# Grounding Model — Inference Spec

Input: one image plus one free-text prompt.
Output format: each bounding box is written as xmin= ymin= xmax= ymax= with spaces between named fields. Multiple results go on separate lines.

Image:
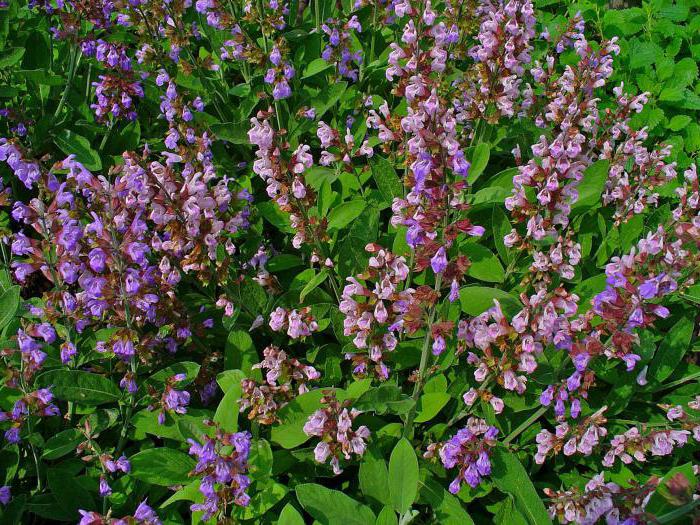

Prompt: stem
xmin=54 ymin=45 xmax=81 ymax=120
xmin=30 ymin=442 xmax=43 ymax=491
xmin=657 ymin=500 xmax=700 ymax=524
xmin=369 ymin=2 xmax=377 ymax=65
xmin=98 ymin=122 xmax=114 ymax=152
xmin=503 ymin=406 xmax=548 ymax=445
xmin=403 ymin=273 xmax=442 ymax=438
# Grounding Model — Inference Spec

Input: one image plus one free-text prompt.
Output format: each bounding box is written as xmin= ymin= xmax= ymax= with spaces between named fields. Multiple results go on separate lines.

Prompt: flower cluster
xmin=0 ymin=388 xmax=59 ymax=443
xmin=303 ymin=390 xmax=370 ymax=474
xmin=240 ymin=345 xmax=320 ymax=424
xmin=662 ymin=397 xmax=700 ymax=441
xmin=249 ymin=110 xmax=326 ymax=249
xmin=264 ymin=44 xmax=295 ymax=100
xmin=321 ymin=15 xmax=363 ymax=81
xmin=340 ymin=244 xmax=415 ymax=379
xmin=425 ymin=417 xmax=498 ymax=493
xmin=147 ymin=374 xmax=191 ymax=425
xmin=187 ymin=427 xmax=252 ymax=520
xmin=504 ymin=34 xmax=621 ymax=277
xmin=544 ymin=473 xmax=659 ymax=524
xmin=78 ymin=500 xmax=162 ymax=525
xmin=269 ymin=306 xmax=318 ymax=339
xmin=459 ymin=299 xmax=538 ymax=413
xmin=602 ymin=427 xmax=691 ymax=467
xmin=0 ymin=138 xmax=41 ymax=189
xmin=459 ymin=0 xmax=536 ymax=122
xmin=534 ymin=408 xmax=608 ymax=464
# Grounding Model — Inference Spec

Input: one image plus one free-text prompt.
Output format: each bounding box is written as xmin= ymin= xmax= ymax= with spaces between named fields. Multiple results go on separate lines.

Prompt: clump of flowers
xmin=321 ymin=15 xmax=363 ymax=81
xmin=78 ymin=500 xmax=162 ymax=525
xmin=0 ymin=388 xmax=59 ymax=443
xmin=545 ymin=473 xmax=659 ymax=524
xmin=269 ymin=306 xmax=318 ymax=339
xmin=240 ymin=345 xmax=320 ymax=424
xmin=662 ymin=397 xmax=700 ymax=440
xmin=534 ymin=408 xmax=608 ymax=464
xmin=340 ymin=244 xmax=415 ymax=380
xmin=458 ymin=299 xmax=539 ymax=413
xmin=602 ymin=427 xmax=691 ymax=467
xmin=425 ymin=417 xmax=498 ymax=493
xmin=187 ymin=426 xmax=252 ymax=520
xmin=303 ymin=390 xmax=370 ymax=474
xmin=147 ymin=374 xmax=191 ymax=425
xmin=459 ymin=0 xmax=536 ymax=122
xmin=248 ymin=110 xmax=327 ymax=249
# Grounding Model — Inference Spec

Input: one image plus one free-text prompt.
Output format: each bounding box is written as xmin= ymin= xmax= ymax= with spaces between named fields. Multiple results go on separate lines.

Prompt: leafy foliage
xmin=0 ymin=1 xmax=698 ymax=524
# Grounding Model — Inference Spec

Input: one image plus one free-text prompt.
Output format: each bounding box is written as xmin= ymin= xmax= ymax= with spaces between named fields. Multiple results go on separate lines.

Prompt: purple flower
xmin=98 ymin=476 xmax=112 ymax=497
xmin=0 ymin=486 xmax=10 ymax=505
xmin=430 ymin=246 xmax=447 ymax=274
xmin=134 ymin=500 xmax=161 ymax=523
xmin=60 ymin=342 xmax=77 ymax=364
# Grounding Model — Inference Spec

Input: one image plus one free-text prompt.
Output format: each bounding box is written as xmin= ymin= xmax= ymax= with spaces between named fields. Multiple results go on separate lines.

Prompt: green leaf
xmin=376 ymin=507 xmax=398 ymax=525
xmin=629 ymin=41 xmax=660 ymax=69
xmin=160 ymin=480 xmax=202 ymax=508
xmin=459 ymin=286 xmax=520 ymax=317
xmin=279 ymin=503 xmax=306 ymax=525
xmin=388 ymin=438 xmax=419 ymax=514
xmin=668 ymin=115 xmax=691 ymax=131
xmin=271 ymin=389 xmax=325 ymax=448
xmin=224 ymin=330 xmax=259 ymax=375
xmin=493 ymin=496 xmax=529 ymax=525
xmin=573 ymin=274 xmax=607 ymax=313
xmin=337 ymin=205 xmax=380 ymax=276
xmin=174 ymin=73 xmax=204 ymax=92
xmin=210 ymin=120 xmax=250 ymax=144
xmin=0 ymin=285 xmax=20 ymax=331
xmin=257 ymin=201 xmax=293 ymax=233
xmin=41 ymin=429 xmax=82 ymax=460
xmin=659 ymin=85 xmax=684 ymax=103
xmin=371 ymin=156 xmax=403 ymax=204
xmin=132 ymin=407 xmax=184 ymax=440
xmin=674 ymin=57 xmax=698 ymax=87
xmin=572 ymin=160 xmax=610 ymax=213
xmin=47 ymin=469 xmax=96 ymax=519
xmin=647 ymin=317 xmax=694 ymax=383
xmin=300 ymin=269 xmax=329 ymax=302
xmin=267 ymin=254 xmax=304 ymax=272
xmin=36 ymin=370 xmax=121 ymax=405
xmin=360 ymin=449 xmax=392 ymax=507
xmin=414 ymin=392 xmax=450 ymax=423
xmin=0 ymin=47 xmax=25 ymax=68
xmin=419 ymin=476 xmax=475 ymax=525
xmin=229 ymin=84 xmax=251 ymax=97
xmin=491 ymin=447 xmax=552 ymax=525
xmin=129 ymin=447 xmax=196 ymax=486
xmin=53 ymin=130 xmax=102 ymax=171
xmin=148 ymin=362 xmax=200 ymax=385
xmin=303 ymin=57 xmax=333 ymax=78
xmin=296 ymin=483 xmax=376 ymax=525
xmin=234 ymin=482 xmax=288 ymax=520
xmin=214 ymin=369 xmax=244 ymax=433
xmin=311 ymin=81 xmax=348 ymax=119
xmin=467 ymin=142 xmax=490 ymax=184
xmin=327 ymin=199 xmax=367 ymax=231
xmin=461 ymin=243 xmax=505 ymax=283
xmin=354 ymin=384 xmax=415 ymax=415
xmin=492 ymin=206 xmax=512 ymax=264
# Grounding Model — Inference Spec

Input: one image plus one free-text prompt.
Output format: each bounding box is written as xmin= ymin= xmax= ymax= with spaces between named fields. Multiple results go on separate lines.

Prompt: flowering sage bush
xmin=0 ymin=0 xmax=699 ymax=524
